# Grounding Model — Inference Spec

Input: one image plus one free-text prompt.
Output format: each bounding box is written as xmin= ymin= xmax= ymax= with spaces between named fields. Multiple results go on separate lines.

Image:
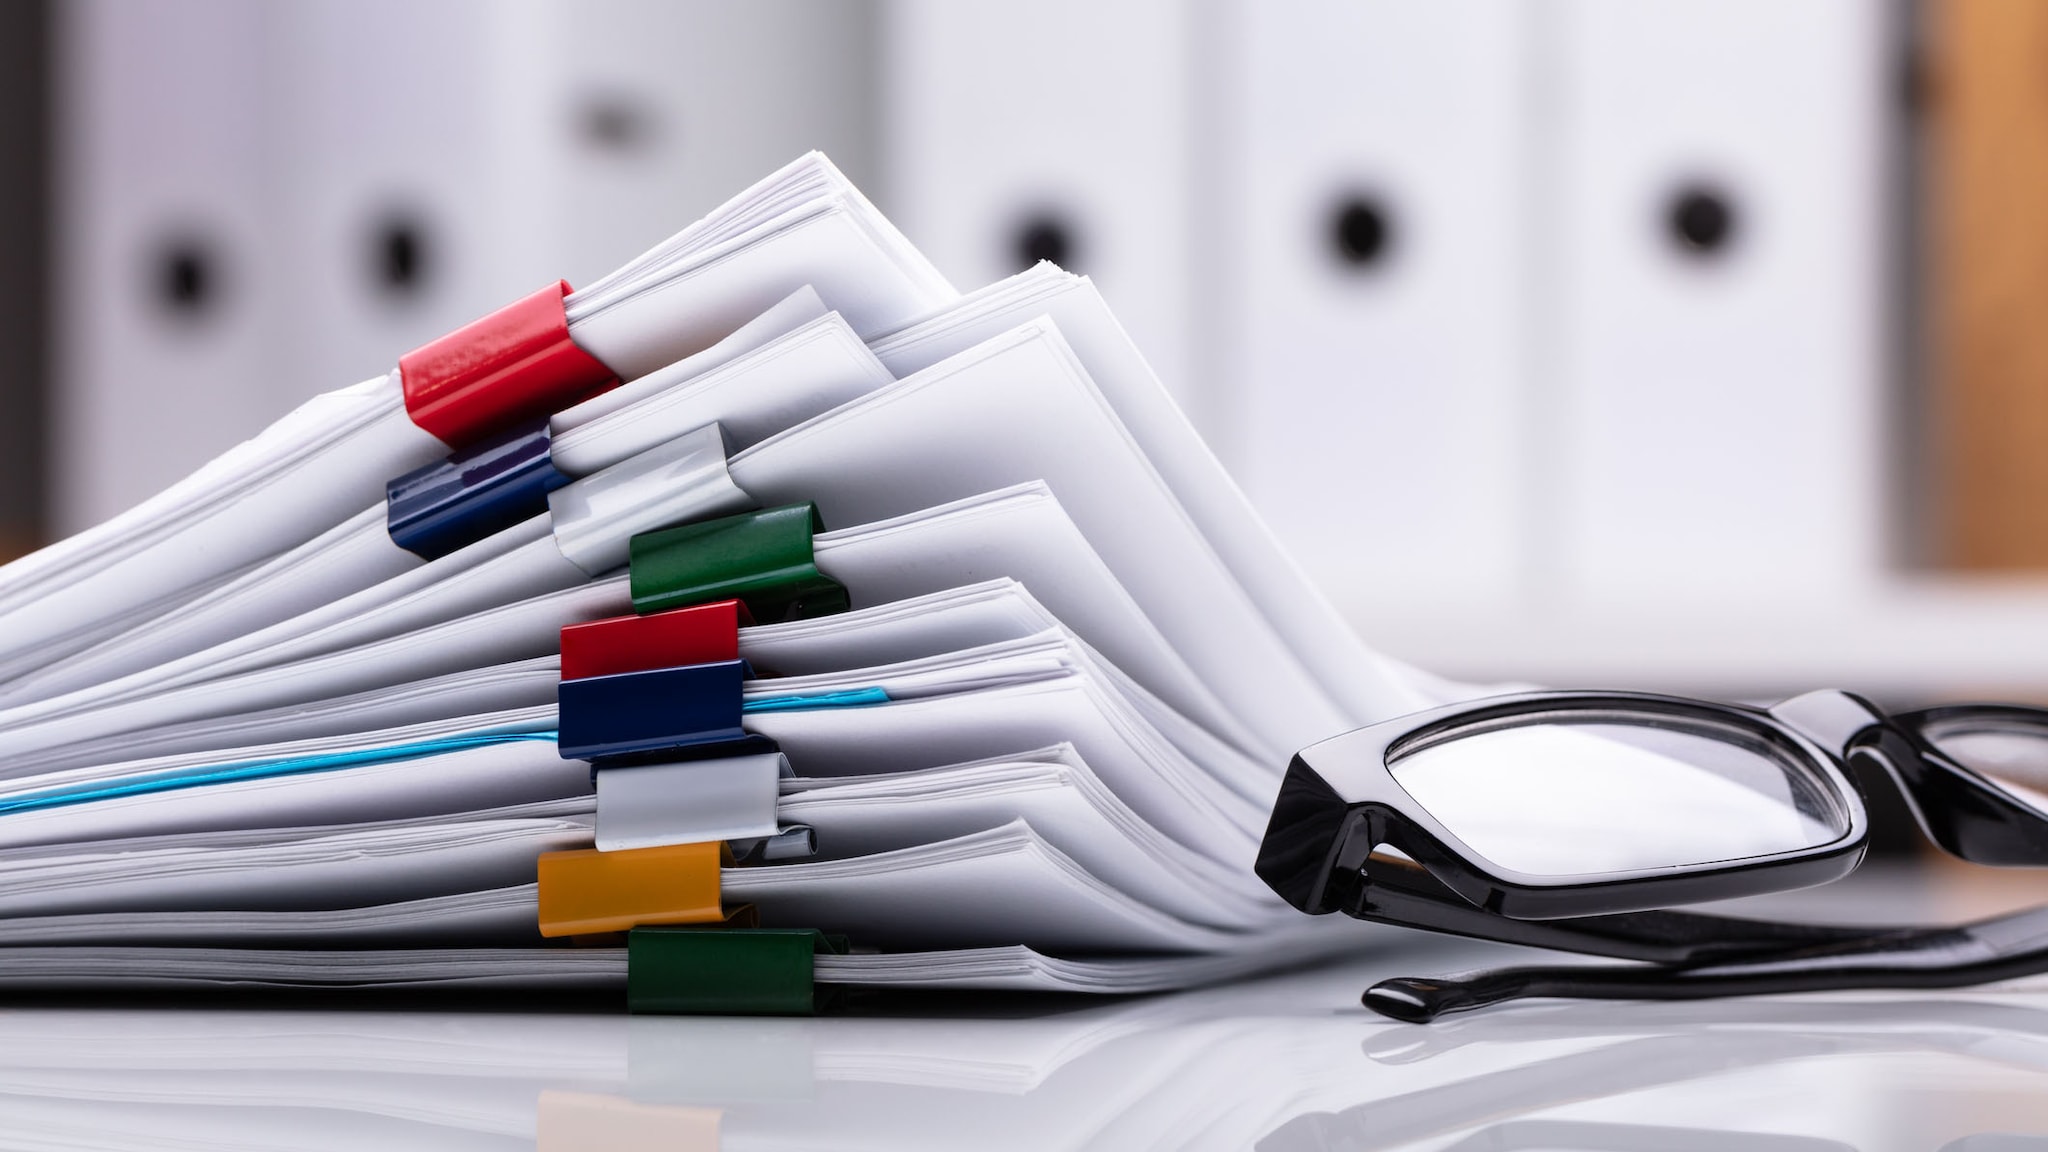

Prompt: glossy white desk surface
xmin=1 ymin=870 xmax=2046 ymax=1152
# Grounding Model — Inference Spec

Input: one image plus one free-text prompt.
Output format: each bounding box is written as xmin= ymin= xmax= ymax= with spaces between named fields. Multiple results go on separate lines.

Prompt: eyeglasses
xmin=1255 ymin=688 xmax=2048 ymax=1022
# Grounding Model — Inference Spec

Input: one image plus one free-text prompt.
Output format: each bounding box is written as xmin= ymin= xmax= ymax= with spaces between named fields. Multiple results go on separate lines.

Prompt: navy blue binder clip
xmin=386 ymin=419 xmax=570 ymax=560
xmin=557 ymin=659 xmax=778 ymax=767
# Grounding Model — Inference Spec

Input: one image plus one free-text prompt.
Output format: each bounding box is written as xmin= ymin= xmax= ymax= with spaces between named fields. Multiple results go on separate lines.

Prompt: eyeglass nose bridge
xmin=1767 ymin=689 xmax=1888 ymax=758
xmin=1865 ymin=707 xmax=2048 ymax=865
xmin=1771 ymin=691 xmax=2048 ymax=867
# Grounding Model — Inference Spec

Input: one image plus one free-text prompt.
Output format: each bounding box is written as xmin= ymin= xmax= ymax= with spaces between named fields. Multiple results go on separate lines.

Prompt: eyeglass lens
xmin=1386 ymin=717 xmax=1851 ymax=876
xmin=1916 ymin=714 xmax=2048 ymax=815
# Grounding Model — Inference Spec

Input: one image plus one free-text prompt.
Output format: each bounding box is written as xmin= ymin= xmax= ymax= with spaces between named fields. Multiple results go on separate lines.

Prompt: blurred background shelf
xmin=6 ymin=0 xmax=2048 ymax=706
xmin=1347 ymin=576 xmax=2048 ymax=702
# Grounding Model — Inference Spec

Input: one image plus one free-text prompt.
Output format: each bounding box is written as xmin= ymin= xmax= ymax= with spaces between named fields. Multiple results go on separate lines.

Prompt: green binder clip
xmin=627 ymin=925 xmax=851 ymax=1015
xmin=628 ymin=503 xmax=850 ymax=622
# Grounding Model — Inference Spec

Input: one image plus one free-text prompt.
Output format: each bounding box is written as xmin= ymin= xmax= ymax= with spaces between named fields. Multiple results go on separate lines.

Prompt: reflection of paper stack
xmin=0 ymin=153 xmax=1424 ymax=1010
xmin=0 ymin=975 xmax=2021 ymax=1151
xmin=0 ymin=966 xmax=1371 ymax=1150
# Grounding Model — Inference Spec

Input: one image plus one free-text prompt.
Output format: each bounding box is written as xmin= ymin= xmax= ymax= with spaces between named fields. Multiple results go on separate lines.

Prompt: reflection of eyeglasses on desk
xmin=1260 ymin=994 xmax=2048 ymax=1152
xmin=1255 ymin=688 xmax=2048 ymax=1021
xmin=1435 ymin=1119 xmax=1858 ymax=1152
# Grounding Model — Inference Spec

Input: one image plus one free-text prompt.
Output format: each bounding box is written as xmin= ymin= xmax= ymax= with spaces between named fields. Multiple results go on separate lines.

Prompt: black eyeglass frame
xmin=1258 ymin=688 xmax=2048 ymax=970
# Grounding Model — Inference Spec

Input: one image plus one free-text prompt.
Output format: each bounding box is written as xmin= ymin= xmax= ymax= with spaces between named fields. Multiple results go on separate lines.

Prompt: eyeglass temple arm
xmin=1359 ymin=851 xmax=1885 ymax=965
xmin=1361 ymin=901 xmax=2048 ymax=1023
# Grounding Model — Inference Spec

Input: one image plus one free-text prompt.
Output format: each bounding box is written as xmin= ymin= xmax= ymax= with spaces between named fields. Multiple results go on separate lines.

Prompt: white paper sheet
xmin=731 ymin=319 xmax=1355 ymax=756
xmin=0 ymin=946 xmax=616 ymax=992
xmin=0 ymin=376 xmax=441 ymax=682
xmin=745 ymin=677 xmax=1264 ymax=859
xmin=0 ymin=810 xmax=1251 ymax=955
xmin=542 ymin=311 xmax=898 ymax=573
xmin=0 ymin=729 xmax=593 ymax=848
xmin=0 ymin=506 xmax=423 ymax=705
xmin=0 ymin=661 xmax=559 ymax=781
xmin=0 ymin=705 xmax=556 ymax=822
xmin=726 ymin=821 xmax=1252 ymax=952
xmin=0 ymin=737 xmax=589 ymax=850
xmin=743 ymin=578 xmax=1055 ymax=676
xmin=0 ymin=796 xmax=593 ymax=918
xmin=552 ymin=310 xmax=895 ymax=472
xmin=0 ymin=885 xmax=544 ymax=947
xmin=873 ymin=264 xmax=1446 ymax=722
xmin=567 ymin=166 xmax=955 ymax=377
xmin=745 ymin=629 xmax=1268 ymax=805
xmin=0 ymin=558 xmax=254 ymax=687
xmin=782 ymin=747 xmax=1282 ymax=929
xmin=0 ymin=582 xmax=626 ymax=767
xmin=808 ymin=483 xmax=1272 ymax=761
xmin=0 ymin=517 xmax=577 ymax=722
xmin=553 ymin=284 xmax=827 ymax=432
xmin=810 ymin=920 xmax=1369 ymax=993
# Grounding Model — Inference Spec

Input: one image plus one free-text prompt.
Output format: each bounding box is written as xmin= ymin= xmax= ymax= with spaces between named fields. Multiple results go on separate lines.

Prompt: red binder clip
xmin=399 ymin=280 xmax=620 ymax=448
xmin=560 ymin=600 xmax=754 ymax=683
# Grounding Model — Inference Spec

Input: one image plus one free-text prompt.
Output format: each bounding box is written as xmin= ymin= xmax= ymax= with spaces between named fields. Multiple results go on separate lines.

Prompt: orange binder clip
xmin=537 ymin=840 xmax=731 ymax=937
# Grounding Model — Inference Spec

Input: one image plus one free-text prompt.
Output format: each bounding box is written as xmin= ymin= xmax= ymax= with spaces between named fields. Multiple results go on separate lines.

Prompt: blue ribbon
xmin=742 ymin=686 xmax=892 ymax=713
xmin=0 ymin=730 xmax=559 ymax=816
xmin=0 ymin=685 xmax=893 ymax=816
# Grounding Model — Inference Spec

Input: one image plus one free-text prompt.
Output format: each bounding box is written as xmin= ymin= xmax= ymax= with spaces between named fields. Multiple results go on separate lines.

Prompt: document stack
xmin=0 ymin=154 xmax=1446 ymax=1012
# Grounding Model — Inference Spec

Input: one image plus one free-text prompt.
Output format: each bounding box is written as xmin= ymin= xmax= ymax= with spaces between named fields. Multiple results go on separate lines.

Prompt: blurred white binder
xmin=1548 ymin=0 xmax=1887 ymax=604
xmin=55 ymin=0 xmax=283 ymax=534
xmin=881 ymin=0 xmax=1198 ymax=411
xmin=57 ymin=0 xmax=883 ymax=533
xmin=541 ymin=0 xmax=882 ymax=289
xmin=270 ymin=0 xmax=530 ymax=428
xmin=1219 ymin=0 xmax=1535 ymax=614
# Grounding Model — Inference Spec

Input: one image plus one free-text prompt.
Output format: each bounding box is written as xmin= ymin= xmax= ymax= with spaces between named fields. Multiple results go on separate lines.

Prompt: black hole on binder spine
xmin=580 ymin=96 xmax=655 ymax=153
xmin=1330 ymin=196 xmax=1391 ymax=269
xmin=1014 ymin=215 xmax=1076 ymax=271
xmin=374 ymin=215 xmax=428 ymax=296
xmin=155 ymin=240 xmax=214 ymax=317
xmin=1668 ymin=185 xmax=1737 ymax=256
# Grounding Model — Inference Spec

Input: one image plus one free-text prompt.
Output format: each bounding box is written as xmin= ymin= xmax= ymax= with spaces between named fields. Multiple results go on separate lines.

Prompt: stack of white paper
xmin=0 ymin=152 xmax=1448 ymax=1002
